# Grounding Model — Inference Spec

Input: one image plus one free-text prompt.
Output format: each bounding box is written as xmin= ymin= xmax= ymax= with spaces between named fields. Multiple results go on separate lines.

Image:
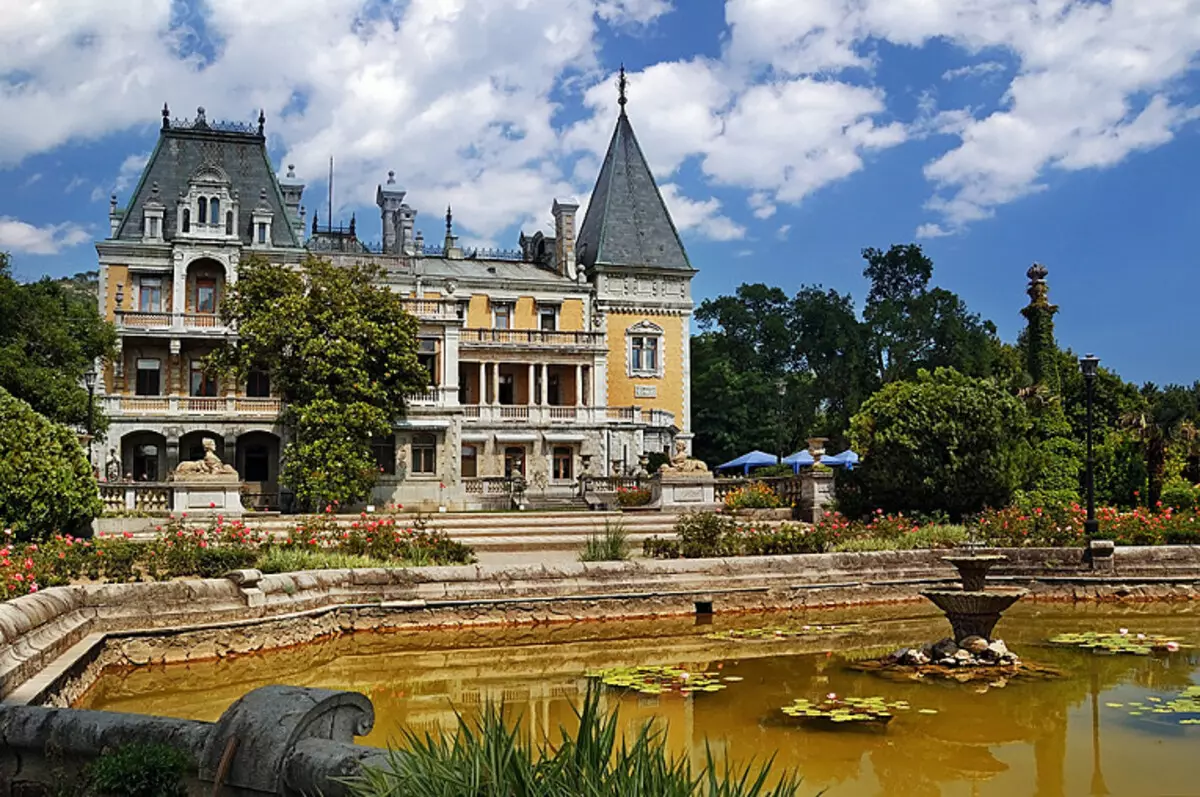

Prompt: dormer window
xmin=209 ymin=197 xmax=220 ymax=222
xmin=182 ymin=208 xmax=191 ymax=233
xmin=257 ymin=223 xmax=267 ymax=244
xmin=225 ymin=212 xmax=233 ymax=236
xmin=178 ymin=165 xmax=237 ymax=241
xmin=197 ymin=196 xmax=208 ymax=224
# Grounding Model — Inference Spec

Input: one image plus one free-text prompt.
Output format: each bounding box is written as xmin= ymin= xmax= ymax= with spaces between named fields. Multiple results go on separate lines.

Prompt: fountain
xmin=920 ymin=553 xmax=1028 ymax=642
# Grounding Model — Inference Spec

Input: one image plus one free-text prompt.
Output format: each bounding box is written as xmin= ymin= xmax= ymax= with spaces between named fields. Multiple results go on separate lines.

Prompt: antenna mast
xmin=328 ymin=156 xmax=333 ymax=232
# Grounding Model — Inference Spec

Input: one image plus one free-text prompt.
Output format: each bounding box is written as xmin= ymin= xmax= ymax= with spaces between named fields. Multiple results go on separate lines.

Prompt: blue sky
xmin=2 ymin=0 xmax=1199 ymax=385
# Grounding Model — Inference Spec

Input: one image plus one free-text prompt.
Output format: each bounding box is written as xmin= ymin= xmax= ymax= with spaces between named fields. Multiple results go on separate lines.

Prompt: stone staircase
xmin=126 ymin=510 xmax=682 ymax=556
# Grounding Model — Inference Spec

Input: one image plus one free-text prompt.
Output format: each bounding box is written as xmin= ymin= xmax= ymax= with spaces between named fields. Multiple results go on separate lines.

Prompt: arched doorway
xmin=236 ymin=431 xmax=281 ymax=510
xmin=179 ymin=430 xmax=225 ymax=467
xmin=120 ymin=431 xmax=168 ymax=482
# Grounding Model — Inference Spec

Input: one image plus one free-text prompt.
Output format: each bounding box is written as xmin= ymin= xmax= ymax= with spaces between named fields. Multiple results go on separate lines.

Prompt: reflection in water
xmin=77 ymin=603 xmax=1200 ymax=796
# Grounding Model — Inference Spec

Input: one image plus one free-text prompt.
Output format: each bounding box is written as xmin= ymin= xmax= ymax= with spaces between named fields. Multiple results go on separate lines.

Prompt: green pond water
xmin=77 ymin=602 xmax=1200 ymax=796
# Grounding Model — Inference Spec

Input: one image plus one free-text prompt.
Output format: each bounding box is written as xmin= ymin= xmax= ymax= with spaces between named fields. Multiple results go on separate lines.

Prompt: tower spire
xmin=617 ymin=64 xmax=628 ymax=115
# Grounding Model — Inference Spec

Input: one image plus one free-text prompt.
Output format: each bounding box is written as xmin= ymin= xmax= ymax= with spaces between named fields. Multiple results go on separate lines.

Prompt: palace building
xmin=96 ymin=90 xmax=696 ymax=511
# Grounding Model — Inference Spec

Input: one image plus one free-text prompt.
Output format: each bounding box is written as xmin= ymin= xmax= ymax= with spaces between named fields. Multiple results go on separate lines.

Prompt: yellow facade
xmin=604 ymin=312 xmax=687 ymax=426
xmin=513 ymin=297 xmax=536 ymax=329
xmin=560 ymin=299 xmax=584 ymax=332
xmin=466 ymin=294 xmax=489 ymax=328
xmin=105 ymin=265 xmax=128 ymax=318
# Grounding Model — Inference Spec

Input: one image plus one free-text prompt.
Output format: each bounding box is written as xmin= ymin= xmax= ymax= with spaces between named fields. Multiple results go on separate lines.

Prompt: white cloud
xmin=659 ymin=183 xmax=746 ymax=241
xmin=64 ymin=175 xmax=88 ymax=194
xmin=915 ymin=222 xmax=951 ymax=239
xmin=21 ymin=173 xmax=42 ymax=188
xmin=2 ymin=0 xmax=1199 ymax=245
xmin=0 ymin=217 xmax=90 ymax=255
xmin=595 ymin=0 xmax=673 ymax=26
xmin=942 ymin=61 xmax=1006 ymax=82
xmin=776 ymin=223 xmax=791 ymax=240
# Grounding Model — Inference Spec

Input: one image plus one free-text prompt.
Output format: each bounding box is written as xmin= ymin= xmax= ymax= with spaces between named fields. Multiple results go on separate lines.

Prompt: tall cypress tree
xmin=1020 ymin=263 xmax=1060 ymax=393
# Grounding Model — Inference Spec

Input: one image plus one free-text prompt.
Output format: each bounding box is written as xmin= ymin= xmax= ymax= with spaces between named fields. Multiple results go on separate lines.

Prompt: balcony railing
xmin=460 ymin=329 xmax=604 ymax=348
xmin=458 ymin=405 xmax=676 ymax=428
xmin=104 ymin=395 xmax=282 ymax=417
xmin=115 ymin=311 xmax=229 ymax=333
xmin=100 ymin=482 xmax=172 ymax=514
xmin=399 ymin=298 xmax=462 ymax=321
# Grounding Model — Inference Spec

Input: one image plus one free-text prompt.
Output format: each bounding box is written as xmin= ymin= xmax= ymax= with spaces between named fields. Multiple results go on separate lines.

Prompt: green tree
xmin=211 ymin=255 xmax=428 ymax=509
xmin=861 ymin=244 xmax=1000 ymax=383
xmin=0 ymin=254 xmax=116 ymax=433
xmin=1121 ymin=384 xmax=1196 ymax=507
xmin=0 ymin=387 xmax=102 ymax=540
xmin=848 ymin=368 xmax=1031 ymax=519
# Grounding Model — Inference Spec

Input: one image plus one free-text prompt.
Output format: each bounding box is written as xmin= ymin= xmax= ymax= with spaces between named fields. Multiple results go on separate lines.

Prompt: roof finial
xmin=257 ymin=108 xmax=266 ymax=135
xmin=387 ymin=170 xmax=396 ymax=185
xmin=446 ymin=205 xmax=453 ymax=235
xmin=161 ymin=102 xmax=170 ymax=130
xmin=617 ymin=64 xmax=628 ymax=114
xmin=349 ymin=213 xmax=356 ymax=237
xmin=312 ymin=210 xmax=318 ymax=235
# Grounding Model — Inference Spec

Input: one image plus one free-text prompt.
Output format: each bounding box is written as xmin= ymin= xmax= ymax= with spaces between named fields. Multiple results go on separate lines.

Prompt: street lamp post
xmin=776 ymin=378 xmax=787 ymax=463
xmin=1080 ymin=354 xmax=1100 ymax=538
xmin=83 ymin=369 xmax=97 ymax=471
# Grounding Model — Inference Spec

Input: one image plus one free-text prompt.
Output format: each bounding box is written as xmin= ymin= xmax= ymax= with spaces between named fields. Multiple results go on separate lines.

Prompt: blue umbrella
xmin=781 ymin=450 xmax=815 ymax=473
xmin=716 ymin=450 xmax=779 ymax=475
xmin=821 ymin=450 xmax=860 ymax=470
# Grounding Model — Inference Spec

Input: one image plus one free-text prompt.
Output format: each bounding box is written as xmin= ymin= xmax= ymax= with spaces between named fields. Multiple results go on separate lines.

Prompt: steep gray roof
xmin=576 ymin=112 xmax=692 ymax=272
xmin=114 ymin=113 xmax=300 ymax=248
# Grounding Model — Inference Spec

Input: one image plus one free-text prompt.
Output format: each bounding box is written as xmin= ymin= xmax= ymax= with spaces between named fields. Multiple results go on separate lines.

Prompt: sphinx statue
xmin=659 ymin=438 xmax=709 ymax=475
xmin=172 ymin=437 xmax=238 ymax=480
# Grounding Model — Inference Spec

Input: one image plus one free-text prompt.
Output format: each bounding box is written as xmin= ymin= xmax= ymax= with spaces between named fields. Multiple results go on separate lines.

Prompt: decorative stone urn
xmin=920 ymin=553 xmax=1028 ymax=642
xmin=169 ymin=437 xmax=244 ymax=516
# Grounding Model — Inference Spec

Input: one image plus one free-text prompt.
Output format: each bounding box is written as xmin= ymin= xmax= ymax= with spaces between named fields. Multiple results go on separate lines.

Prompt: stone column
xmin=574 ymin=364 xmax=583 ymax=406
xmin=527 ymin=363 xmax=535 ymax=406
xmin=477 ymin=361 xmax=486 ymax=406
xmin=490 ymin=362 xmax=499 ymax=405
xmin=443 ymin=326 xmax=460 ymax=405
xmin=224 ymin=435 xmax=237 ymax=471
xmin=540 ymin=363 xmax=549 ymax=405
xmin=165 ymin=437 xmax=180 ymax=477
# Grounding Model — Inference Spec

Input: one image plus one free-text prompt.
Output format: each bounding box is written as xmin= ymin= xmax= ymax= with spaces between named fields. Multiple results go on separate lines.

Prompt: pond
xmin=77 ymin=602 xmax=1200 ymax=795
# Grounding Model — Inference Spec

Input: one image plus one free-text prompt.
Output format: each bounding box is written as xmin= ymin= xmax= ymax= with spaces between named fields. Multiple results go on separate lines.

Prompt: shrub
xmin=641 ymin=536 xmax=680 ymax=558
xmin=256 ymin=548 xmax=378 ymax=573
xmin=1160 ymin=478 xmax=1198 ymax=511
xmin=849 ymin=368 xmax=1031 ymax=519
xmin=0 ymin=387 xmax=102 ymax=541
xmin=347 ymin=683 xmax=802 ymax=797
xmin=615 ymin=486 xmax=652 ymax=508
xmin=674 ymin=511 xmax=738 ymax=558
xmin=83 ymin=742 xmax=190 ymax=797
xmin=724 ymin=482 xmax=783 ymax=510
xmin=579 ymin=519 xmax=630 ymax=562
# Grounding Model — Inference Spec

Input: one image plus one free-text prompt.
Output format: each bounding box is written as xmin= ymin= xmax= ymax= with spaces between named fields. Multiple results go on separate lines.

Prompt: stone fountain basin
xmin=920 ymin=588 xmax=1028 ymax=616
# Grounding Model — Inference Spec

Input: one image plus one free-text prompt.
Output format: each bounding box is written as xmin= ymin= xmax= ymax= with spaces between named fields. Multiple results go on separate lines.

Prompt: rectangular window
xmin=461 ymin=445 xmax=478 ymax=478
xmin=372 ymin=434 xmax=396 ymax=475
xmin=135 ymin=358 xmax=160 ymax=396
xmin=138 ymin=279 xmax=162 ymax=313
xmin=498 ymin=373 xmax=514 ymax=406
xmin=412 ymin=433 xmax=437 ymax=474
xmin=417 ymin=338 xmax=439 ymax=386
xmin=257 ymin=223 xmax=267 ymax=244
xmin=493 ymin=303 xmax=511 ymax=330
xmin=631 ymin=336 xmax=659 ymax=374
xmin=147 ymin=217 xmax=160 ymax=238
xmin=553 ymin=446 xmax=573 ymax=481
xmin=538 ymin=305 xmax=558 ymax=331
xmin=246 ymin=369 xmax=271 ymax=398
xmin=190 ymin=359 xmax=217 ymax=397
xmin=195 ymin=278 xmax=217 ymax=314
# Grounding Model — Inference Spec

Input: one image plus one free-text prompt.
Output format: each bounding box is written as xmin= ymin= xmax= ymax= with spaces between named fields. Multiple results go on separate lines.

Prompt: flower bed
xmin=0 ymin=512 xmax=475 ymax=599
xmin=615 ymin=485 xmax=652 ymax=508
xmin=723 ymin=482 xmax=783 ymax=510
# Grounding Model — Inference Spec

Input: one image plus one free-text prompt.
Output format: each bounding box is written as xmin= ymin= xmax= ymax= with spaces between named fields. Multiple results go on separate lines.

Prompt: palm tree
xmin=1121 ymin=389 xmax=1195 ymax=506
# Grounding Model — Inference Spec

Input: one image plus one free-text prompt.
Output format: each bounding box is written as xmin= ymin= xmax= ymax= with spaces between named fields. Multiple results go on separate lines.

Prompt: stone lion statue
xmin=173 ymin=437 xmax=238 ymax=479
xmin=659 ymin=438 xmax=708 ymax=475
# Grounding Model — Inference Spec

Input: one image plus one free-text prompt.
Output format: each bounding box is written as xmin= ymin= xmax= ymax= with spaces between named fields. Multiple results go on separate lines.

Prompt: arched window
xmin=504 ymin=446 xmax=525 ymax=478
xmin=182 ymin=208 xmax=191 ymax=233
xmin=197 ymin=196 xmax=208 ymax=224
xmin=210 ymin=197 xmax=220 ymax=222
xmin=225 ymin=211 xmax=233 ymax=235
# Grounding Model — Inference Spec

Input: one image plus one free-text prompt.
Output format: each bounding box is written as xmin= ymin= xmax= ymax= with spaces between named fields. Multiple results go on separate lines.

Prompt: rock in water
xmin=987 ymin=640 xmax=1010 ymax=658
xmin=888 ymin=647 xmax=911 ymax=664
xmin=961 ymin=636 xmax=989 ymax=654
xmin=953 ymin=649 xmax=975 ymax=665
xmin=931 ymin=638 xmax=959 ymax=660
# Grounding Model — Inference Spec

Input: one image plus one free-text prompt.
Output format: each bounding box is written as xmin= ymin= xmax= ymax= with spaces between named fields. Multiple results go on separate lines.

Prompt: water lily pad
xmin=775 ymin=695 xmax=927 ymax=731
xmin=1048 ymin=630 xmax=1189 ymax=656
xmin=706 ymin=623 xmax=863 ymax=642
xmin=586 ymin=665 xmax=729 ymax=695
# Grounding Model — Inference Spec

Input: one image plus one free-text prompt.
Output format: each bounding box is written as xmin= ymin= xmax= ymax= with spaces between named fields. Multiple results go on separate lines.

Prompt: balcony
xmin=103 ymin=395 xmax=282 ymax=418
xmin=115 ymin=311 xmax=230 ymax=336
xmin=399 ymin=298 xmax=462 ymax=321
xmin=460 ymin=329 xmax=604 ymax=350
xmin=460 ymin=405 xmax=676 ymax=428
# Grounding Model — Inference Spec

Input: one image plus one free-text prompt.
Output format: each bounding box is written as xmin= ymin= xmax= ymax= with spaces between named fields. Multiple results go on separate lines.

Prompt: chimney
xmin=279 ymin=164 xmax=305 ymax=238
xmin=108 ymin=194 xmax=122 ymax=238
xmin=552 ymin=199 xmax=579 ymax=279
xmin=376 ymin=171 xmax=406 ymax=255
xmin=399 ymin=207 xmax=416 ymax=255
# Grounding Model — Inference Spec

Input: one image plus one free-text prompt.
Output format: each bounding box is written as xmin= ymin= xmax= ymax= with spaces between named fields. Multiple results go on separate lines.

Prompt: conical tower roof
xmin=576 ymin=78 xmax=692 ymax=272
